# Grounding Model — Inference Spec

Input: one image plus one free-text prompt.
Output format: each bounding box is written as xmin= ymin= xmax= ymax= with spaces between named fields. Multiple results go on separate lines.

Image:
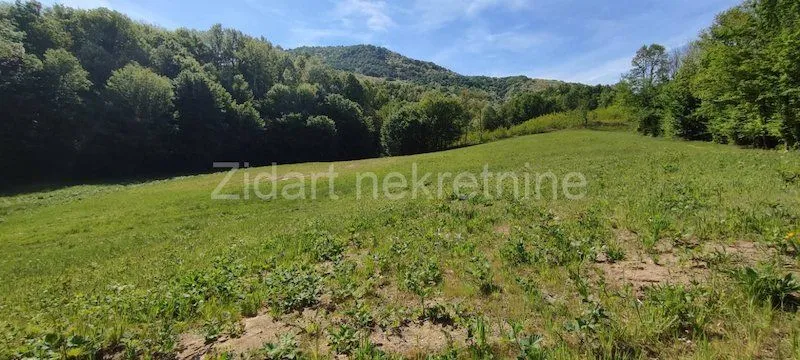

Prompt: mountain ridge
xmin=290 ymin=44 xmax=563 ymax=97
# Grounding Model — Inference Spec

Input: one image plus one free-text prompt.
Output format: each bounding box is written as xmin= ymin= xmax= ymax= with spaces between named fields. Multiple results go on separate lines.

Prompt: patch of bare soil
xmin=597 ymin=236 xmax=778 ymax=294
xmin=700 ymin=241 xmax=775 ymax=266
xmin=597 ymin=253 xmax=708 ymax=293
xmin=177 ymin=310 xmax=314 ymax=359
xmin=494 ymin=224 xmax=511 ymax=236
xmin=370 ymin=321 xmax=467 ymax=357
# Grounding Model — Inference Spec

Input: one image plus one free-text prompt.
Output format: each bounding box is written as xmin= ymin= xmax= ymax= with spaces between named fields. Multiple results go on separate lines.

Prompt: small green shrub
xmin=309 ymin=230 xmax=345 ymax=262
xmin=328 ymin=324 xmax=361 ymax=355
xmin=240 ymin=292 xmax=263 ymax=318
xmin=644 ymin=285 xmax=714 ymax=338
xmin=500 ymin=239 xmax=531 ymax=266
xmin=264 ymin=264 xmax=322 ymax=314
xmin=466 ymin=317 xmax=492 ymax=358
xmin=345 ymin=303 xmax=376 ymax=330
xmin=507 ymin=322 xmax=547 ymax=360
xmin=602 ymin=243 xmax=626 ymax=263
xmin=467 ymin=255 xmax=498 ymax=295
xmin=259 ymin=334 xmax=302 ymax=360
xmin=734 ymin=266 xmax=800 ymax=309
xmin=401 ymin=258 xmax=442 ymax=308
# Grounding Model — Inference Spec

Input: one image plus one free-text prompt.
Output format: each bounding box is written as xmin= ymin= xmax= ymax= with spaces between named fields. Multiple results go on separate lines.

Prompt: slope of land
xmin=291 ymin=45 xmax=562 ymax=97
xmin=2 ymin=130 xmax=800 ymax=358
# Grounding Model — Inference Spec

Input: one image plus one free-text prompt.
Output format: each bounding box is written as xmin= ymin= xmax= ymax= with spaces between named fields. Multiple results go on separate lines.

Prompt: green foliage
xmin=0 ymin=1 xmax=623 ymax=186
xmin=291 ymin=44 xmax=561 ymax=97
xmin=307 ymin=230 xmax=345 ymax=262
xmin=500 ymin=91 xmax=558 ymax=126
xmin=264 ymin=264 xmax=322 ymax=314
xmin=419 ymin=92 xmax=471 ymax=149
xmin=500 ymin=238 xmax=532 ymax=266
xmin=106 ymin=63 xmax=174 ymax=122
xmin=466 ymin=316 xmax=492 ymax=358
xmin=470 ymin=106 xmax=633 ymax=144
xmin=381 ymin=104 xmax=429 ymax=155
xmin=734 ymin=265 xmax=800 ymax=309
xmin=328 ymin=324 xmax=361 ymax=355
xmin=259 ymin=334 xmax=302 ymax=360
xmin=480 ymin=104 xmax=505 ymax=130
xmin=507 ymin=322 xmax=548 ymax=360
xmin=467 ymin=255 xmax=497 ymax=295
xmin=624 ymin=0 xmax=800 ymax=148
xmin=400 ymin=257 xmax=442 ymax=307
xmin=381 ymin=92 xmax=470 ymax=155
xmin=321 ymin=93 xmax=374 ymax=159
xmin=643 ymin=285 xmax=715 ymax=338
xmin=1 ymin=130 xmax=800 ymax=357
xmin=82 ymin=63 xmax=176 ymax=174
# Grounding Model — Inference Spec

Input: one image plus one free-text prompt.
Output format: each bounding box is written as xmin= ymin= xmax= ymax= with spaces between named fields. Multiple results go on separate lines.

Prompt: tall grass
xmin=466 ymin=106 xmax=634 ymax=145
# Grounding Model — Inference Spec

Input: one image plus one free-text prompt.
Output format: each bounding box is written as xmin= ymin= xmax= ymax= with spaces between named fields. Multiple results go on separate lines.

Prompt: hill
xmin=291 ymin=44 xmax=562 ymax=97
xmin=2 ymin=130 xmax=799 ymax=358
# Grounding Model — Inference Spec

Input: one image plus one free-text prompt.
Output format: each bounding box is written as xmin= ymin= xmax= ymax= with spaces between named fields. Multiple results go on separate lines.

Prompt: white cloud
xmin=529 ymin=54 xmax=630 ymax=85
xmin=432 ymin=26 xmax=555 ymax=68
xmin=334 ymin=0 xmax=395 ymax=32
xmin=413 ymin=0 xmax=532 ymax=30
xmin=288 ymin=26 xmax=374 ymax=47
xmin=465 ymin=0 xmax=528 ymax=17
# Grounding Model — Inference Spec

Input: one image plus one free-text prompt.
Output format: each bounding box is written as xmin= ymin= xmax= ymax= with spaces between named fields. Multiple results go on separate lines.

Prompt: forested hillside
xmin=7 ymin=0 xmax=794 ymax=188
xmin=619 ymin=0 xmax=800 ymax=149
xmin=0 ymin=1 xmax=610 ymax=187
xmin=291 ymin=45 xmax=562 ymax=97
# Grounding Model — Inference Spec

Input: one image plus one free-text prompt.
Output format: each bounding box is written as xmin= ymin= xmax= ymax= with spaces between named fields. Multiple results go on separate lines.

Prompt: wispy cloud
xmin=464 ymin=0 xmax=528 ymax=17
xmin=287 ymin=25 xmax=374 ymax=47
xmin=528 ymin=52 xmax=631 ymax=85
xmin=431 ymin=26 xmax=556 ymax=71
xmin=413 ymin=0 xmax=531 ymax=30
xmin=334 ymin=0 xmax=395 ymax=32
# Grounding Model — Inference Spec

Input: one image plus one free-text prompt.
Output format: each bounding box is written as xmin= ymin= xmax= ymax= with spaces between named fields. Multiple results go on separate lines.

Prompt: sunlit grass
xmin=1 ymin=130 xmax=799 ymax=358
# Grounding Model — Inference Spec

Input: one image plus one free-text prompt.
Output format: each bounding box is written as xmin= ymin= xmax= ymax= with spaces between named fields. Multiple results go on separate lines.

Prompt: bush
xmin=644 ymin=285 xmax=714 ymax=338
xmin=734 ymin=266 xmax=800 ymax=309
xmin=381 ymin=105 xmax=428 ymax=156
xmin=264 ymin=264 xmax=322 ymax=314
xmin=381 ymin=92 xmax=470 ymax=156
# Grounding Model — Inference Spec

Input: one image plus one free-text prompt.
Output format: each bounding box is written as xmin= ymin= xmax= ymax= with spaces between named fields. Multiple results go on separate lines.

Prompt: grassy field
xmin=2 ymin=130 xmax=800 ymax=359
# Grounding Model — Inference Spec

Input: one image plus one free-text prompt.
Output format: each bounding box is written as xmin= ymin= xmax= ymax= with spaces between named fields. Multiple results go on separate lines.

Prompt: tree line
xmin=0 ymin=1 xmax=609 ymax=186
xmin=618 ymin=0 xmax=799 ymax=149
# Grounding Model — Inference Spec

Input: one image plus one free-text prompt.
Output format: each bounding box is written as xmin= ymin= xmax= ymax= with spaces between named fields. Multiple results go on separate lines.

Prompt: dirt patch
xmin=613 ymin=228 xmax=638 ymax=244
xmin=701 ymin=241 xmax=774 ymax=265
xmin=177 ymin=311 xmax=306 ymax=359
xmin=370 ymin=321 xmax=467 ymax=357
xmin=494 ymin=224 xmax=511 ymax=236
xmin=598 ymin=254 xmax=708 ymax=294
xmin=176 ymin=333 xmax=209 ymax=360
xmin=597 ymin=240 xmax=777 ymax=294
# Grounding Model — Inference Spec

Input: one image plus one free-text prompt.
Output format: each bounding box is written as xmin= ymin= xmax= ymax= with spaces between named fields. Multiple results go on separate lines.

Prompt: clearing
xmin=2 ymin=130 xmax=800 ymax=358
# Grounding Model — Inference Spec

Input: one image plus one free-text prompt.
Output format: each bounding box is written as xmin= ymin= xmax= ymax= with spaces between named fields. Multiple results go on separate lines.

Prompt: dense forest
xmin=620 ymin=0 xmax=800 ymax=149
xmin=0 ymin=1 xmax=608 ymax=186
xmin=291 ymin=45 xmax=562 ymax=97
xmin=3 ymin=0 xmax=794 ymax=187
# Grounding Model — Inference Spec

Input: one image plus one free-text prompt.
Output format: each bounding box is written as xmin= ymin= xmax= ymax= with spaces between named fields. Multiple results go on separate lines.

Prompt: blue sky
xmin=43 ymin=0 xmax=741 ymax=84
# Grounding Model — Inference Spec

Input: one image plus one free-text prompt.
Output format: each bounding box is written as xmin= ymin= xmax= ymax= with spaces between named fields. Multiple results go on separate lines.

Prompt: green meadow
xmin=2 ymin=130 xmax=800 ymax=359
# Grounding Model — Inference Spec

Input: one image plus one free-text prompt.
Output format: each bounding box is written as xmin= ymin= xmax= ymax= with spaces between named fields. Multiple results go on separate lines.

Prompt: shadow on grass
xmin=0 ymin=168 xmax=221 ymax=197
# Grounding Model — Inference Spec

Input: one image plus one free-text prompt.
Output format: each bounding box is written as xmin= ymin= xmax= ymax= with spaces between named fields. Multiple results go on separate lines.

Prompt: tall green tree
xmin=79 ymin=63 xmax=175 ymax=175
